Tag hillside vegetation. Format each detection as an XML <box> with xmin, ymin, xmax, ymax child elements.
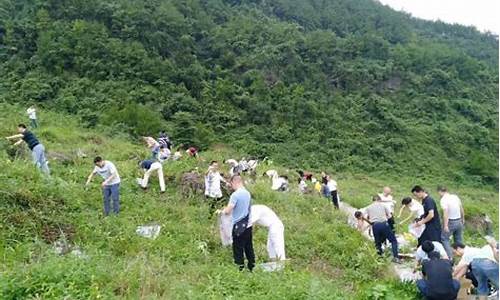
<box><xmin>0</xmin><ymin>0</ymin><xmax>498</xmax><ymax>186</ymax></box>
<box><xmin>0</xmin><ymin>104</ymin><xmax>423</xmax><ymax>299</ymax></box>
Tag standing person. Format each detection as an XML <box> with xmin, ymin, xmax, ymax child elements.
<box><xmin>326</xmin><ymin>175</ymin><xmax>339</xmax><ymax>209</ymax></box>
<box><xmin>205</xmin><ymin>161</ymin><xmax>226</xmax><ymax>214</ymax></box>
<box><xmin>397</xmin><ymin>197</ymin><xmax>424</xmax><ymax>224</ymax></box>
<box><xmin>416</xmin><ymin>251</ymin><xmax>460</xmax><ymax>300</ymax></box>
<box><xmin>452</xmin><ymin>242</ymin><xmax>499</xmax><ymax>300</ymax></box>
<box><xmin>250</xmin><ymin>204</ymin><xmax>286</xmax><ymax>261</ymax></box>
<box><xmin>412</xmin><ymin>186</ymin><xmax>442</xmax><ymax>246</ymax></box>
<box><xmin>365</xmin><ymin>195</ymin><xmax>400</xmax><ymax>262</ymax></box>
<box><xmin>220</xmin><ymin>175</ymin><xmax>255</xmax><ymax>271</ymax></box>
<box><xmin>5</xmin><ymin>124</ymin><xmax>50</xmax><ymax>175</ymax></box>
<box><xmin>437</xmin><ymin>186</ymin><xmax>465</xmax><ymax>259</ymax></box>
<box><xmin>85</xmin><ymin>157</ymin><xmax>121</xmax><ymax>216</ymax></box>
<box><xmin>26</xmin><ymin>106</ymin><xmax>38</xmax><ymax>128</ymax></box>
<box><xmin>379</xmin><ymin>187</ymin><xmax>396</xmax><ymax>232</ymax></box>
<box><xmin>138</xmin><ymin>159</ymin><xmax>165</xmax><ymax>193</ymax></box>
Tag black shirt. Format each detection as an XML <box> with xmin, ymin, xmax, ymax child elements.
<box><xmin>422</xmin><ymin>195</ymin><xmax>441</xmax><ymax>231</ymax></box>
<box><xmin>22</xmin><ymin>131</ymin><xmax>40</xmax><ymax>150</ymax></box>
<box><xmin>422</xmin><ymin>258</ymin><xmax>458</xmax><ymax>299</ymax></box>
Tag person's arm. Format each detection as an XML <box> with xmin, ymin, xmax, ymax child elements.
<box><xmin>101</xmin><ymin>171</ymin><xmax>117</xmax><ymax>187</ymax></box>
<box><xmin>442</xmin><ymin>207</ymin><xmax>449</xmax><ymax>232</ymax></box>
<box><xmin>453</xmin><ymin>263</ymin><xmax>469</xmax><ymax>279</ymax></box>
<box><xmin>85</xmin><ymin>170</ymin><xmax>96</xmax><ymax>186</ymax></box>
<box><xmin>487</xmin><ymin>239</ymin><xmax>499</xmax><ymax>262</ymax></box>
<box><xmin>416</xmin><ymin>210</ymin><xmax>434</xmax><ymax>226</ymax></box>
<box><xmin>5</xmin><ymin>134</ymin><xmax>23</xmax><ymax>140</ymax></box>
<box><xmin>460</xmin><ymin>204</ymin><xmax>465</xmax><ymax>225</ymax></box>
<box><xmin>397</xmin><ymin>206</ymin><xmax>405</xmax><ymax>218</ymax></box>
<box><xmin>222</xmin><ymin>203</ymin><xmax>235</xmax><ymax>215</ymax></box>
<box><xmin>13</xmin><ymin>139</ymin><xmax>23</xmax><ymax>146</ymax></box>
<box><xmin>399</xmin><ymin>211</ymin><xmax>415</xmax><ymax>225</ymax></box>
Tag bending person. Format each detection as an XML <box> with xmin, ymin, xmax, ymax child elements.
<box><xmin>5</xmin><ymin>124</ymin><xmax>50</xmax><ymax>175</ymax></box>
<box><xmin>250</xmin><ymin>204</ymin><xmax>286</xmax><ymax>261</ymax></box>
<box><xmin>138</xmin><ymin>159</ymin><xmax>165</xmax><ymax>193</ymax></box>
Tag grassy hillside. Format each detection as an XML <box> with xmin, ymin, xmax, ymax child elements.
<box><xmin>0</xmin><ymin>0</ymin><xmax>498</xmax><ymax>186</ymax></box>
<box><xmin>0</xmin><ymin>104</ymin><xmax>497</xmax><ymax>299</ymax></box>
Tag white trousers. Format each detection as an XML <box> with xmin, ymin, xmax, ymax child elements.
<box><xmin>142</xmin><ymin>162</ymin><xmax>165</xmax><ymax>192</ymax></box>
<box><xmin>267</xmin><ymin>222</ymin><xmax>286</xmax><ymax>260</ymax></box>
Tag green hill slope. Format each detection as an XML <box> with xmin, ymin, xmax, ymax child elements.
<box><xmin>0</xmin><ymin>0</ymin><xmax>498</xmax><ymax>185</ymax></box>
<box><xmin>0</xmin><ymin>104</ymin><xmax>498</xmax><ymax>299</ymax></box>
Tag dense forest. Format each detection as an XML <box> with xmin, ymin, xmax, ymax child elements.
<box><xmin>0</xmin><ymin>0</ymin><xmax>498</xmax><ymax>185</ymax></box>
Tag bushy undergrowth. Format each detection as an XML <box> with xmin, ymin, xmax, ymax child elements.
<box><xmin>0</xmin><ymin>104</ymin><xmax>496</xmax><ymax>299</ymax></box>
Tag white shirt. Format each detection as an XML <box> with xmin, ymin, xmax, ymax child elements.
<box><xmin>93</xmin><ymin>161</ymin><xmax>121</xmax><ymax>185</ymax></box>
<box><xmin>272</xmin><ymin>177</ymin><xmax>288</xmax><ymax>190</ymax></box>
<box><xmin>250</xmin><ymin>205</ymin><xmax>282</xmax><ymax>228</ymax></box>
<box><xmin>415</xmin><ymin>241</ymin><xmax>448</xmax><ymax>262</ymax></box>
<box><xmin>205</xmin><ymin>171</ymin><xmax>223</xmax><ymax>198</ymax></box>
<box><xmin>379</xmin><ymin>193</ymin><xmax>395</xmax><ymax>214</ymax></box>
<box><xmin>27</xmin><ymin>107</ymin><xmax>36</xmax><ymax>119</ymax></box>
<box><xmin>299</xmin><ymin>180</ymin><xmax>307</xmax><ymax>193</ymax></box>
<box><xmin>440</xmin><ymin>193</ymin><xmax>462</xmax><ymax>220</ymax></box>
<box><xmin>327</xmin><ymin>180</ymin><xmax>337</xmax><ymax>191</ymax></box>
<box><xmin>459</xmin><ymin>246</ymin><xmax>496</xmax><ymax>265</ymax></box>
<box><xmin>409</xmin><ymin>200</ymin><xmax>425</xmax><ymax>218</ymax></box>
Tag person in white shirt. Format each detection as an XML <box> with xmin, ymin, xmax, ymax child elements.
<box><xmin>298</xmin><ymin>178</ymin><xmax>308</xmax><ymax>194</ymax></box>
<box><xmin>326</xmin><ymin>175</ymin><xmax>339</xmax><ymax>209</ymax></box>
<box><xmin>249</xmin><ymin>204</ymin><xmax>286</xmax><ymax>261</ymax></box>
<box><xmin>415</xmin><ymin>240</ymin><xmax>449</xmax><ymax>264</ymax></box>
<box><xmin>85</xmin><ymin>156</ymin><xmax>121</xmax><ymax>216</ymax></box>
<box><xmin>205</xmin><ymin>161</ymin><xmax>226</xmax><ymax>214</ymax></box>
<box><xmin>26</xmin><ymin>106</ymin><xmax>38</xmax><ymax>128</ymax></box>
<box><xmin>397</xmin><ymin>197</ymin><xmax>424</xmax><ymax>224</ymax></box>
<box><xmin>138</xmin><ymin>159</ymin><xmax>166</xmax><ymax>193</ymax></box>
<box><xmin>438</xmin><ymin>186</ymin><xmax>464</xmax><ymax>259</ymax></box>
<box><xmin>379</xmin><ymin>187</ymin><xmax>395</xmax><ymax>231</ymax></box>
<box><xmin>452</xmin><ymin>242</ymin><xmax>498</xmax><ymax>299</ymax></box>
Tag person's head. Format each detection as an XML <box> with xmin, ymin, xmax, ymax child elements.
<box><xmin>354</xmin><ymin>211</ymin><xmax>363</xmax><ymax>220</ymax></box>
<box><xmin>297</xmin><ymin>178</ymin><xmax>302</xmax><ymax>184</ymax></box>
<box><xmin>437</xmin><ymin>186</ymin><xmax>448</xmax><ymax>197</ymax></box>
<box><xmin>421</xmin><ymin>241</ymin><xmax>435</xmax><ymax>254</ymax></box>
<box><xmin>372</xmin><ymin>195</ymin><xmax>381</xmax><ymax>202</ymax></box>
<box><xmin>298</xmin><ymin>170</ymin><xmax>304</xmax><ymax>177</ymax></box>
<box><xmin>383</xmin><ymin>186</ymin><xmax>392</xmax><ymax>196</ymax></box>
<box><xmin>94</xmin><ymin>156</ymin><xmax>105</xmax><ymax>167</ymax></box>
<box><xmin>452</xmin><ymin>242</ymin><xmax>466</xmax><ymax>257</ymax></box>
<box><xmin>17</xmin><ymin>124</ymin><xmax>27</xmax><ymax>133</ymax></box>
<box><xmin>229</xmin><ymin>175</ymin><xmax>243</xmax><ymax>190</ymax></box>
<box><xmin>401</xmin><ymin>197</ymin><xmax>412</xmax><ymax>206</ymax></box>
<box><xmin>411</xmin><ymin>185</ymin><xmax>427</xmax><ymax>200</ymax></box>
<box><xmin>209</xmin><ymin>160</ymin><xmax>218</xmax><ymax>169</ymax></box>
<box><xmin>428</xmin><ymin>251</ymin><xmax>441</xmax><ymax>260</ymax></box>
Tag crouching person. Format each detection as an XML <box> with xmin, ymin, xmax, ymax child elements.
<box><xmin>416</xmin><ymin>251</ymin><xmax>460</xmax><ymax>300</ymax></box>
<box><xmin>219</xmin><ymin>175</ymin><xmax>255</xmax><ymax>271</ymax></box>
<box><xmin>138</xmin><ymin>159</ymin><xmax>165</xmax><ymax>193</ymax></box>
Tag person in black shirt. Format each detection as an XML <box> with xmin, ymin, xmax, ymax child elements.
<box><xmin>412</xmin><ymin>186</ymin><xmax>441</xmax><ymax>246</ymax></box>
<box><xmin>5</xmin><ymin>124</ymin><xmax>50</xmax><ymax>175</ymax></box>
<box><xmin>416</xmin><ymin>251</ymin><xmax>459</xmax><ymax>300</ymax></box>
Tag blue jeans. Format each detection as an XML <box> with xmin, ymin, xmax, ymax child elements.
<box><xmin>103</xmin><ymin>183</ymin><xmax>120</xmax><ymax>216</ymax></box>
<box><xmin>441</xmin><ymin>218</ymin><xmax>463</xmax><ymax>259</ymax></box>
<box><xmin>31</xmin><ymin>144</ymin><xmax>50</xmax><ymax>175</ymax></box>
<box><xmin>471</xmin><ymin>258</ymin><xmax>499</xmax><ymax>295</ymax></box>
<box><xmin>416</xmin><ymin>278</ymin><xmax>459</xmax><ymax>300</ymax></box>
<box><xmin>372</xmin><ymin>222</ymin><xmax>398</xmax><ymax>258</ymax></box>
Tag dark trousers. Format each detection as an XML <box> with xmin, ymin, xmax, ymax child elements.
<box><xmin>387</xmin><ymin>216</ymin><xmax>395</xmax><ymax>233</ymax></box>
<box><xmin>232</xmin><ymin>226</ymin><xmax>255</xmax><ymax>271</ymax></box>
<box><xmin>331</xmin><ymin>190</ymin><xmax>339</xmax><ymax>209</ymax></box>
<box><xmin>372</xmin><ymin>222</ymin><xmax>399</xmax><ymax>258</ymax></box>
<box><xmin>416</xmin><ymin>279</ymin><xmax>459</xmax><ymax>300</ymax></box>
<box><xmin>207</xmin><ymin>197</ymin><xmax>224</xmax><ymax>216</ymax></box>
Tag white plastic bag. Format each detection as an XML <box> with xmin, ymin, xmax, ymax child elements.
<box><xmin>136</xmin><ymin>224</ymin><xmax>161</xmax><ymax>239</ymax></box>
<box><xmin>219</xmin><ymin>213</ymin><xmax>233</xmax><ymax>246</ymax></box>
<box><xmin>408</xmin><ymin>223</ymin><xmax>425</xmax><ymax>239</ymax></box>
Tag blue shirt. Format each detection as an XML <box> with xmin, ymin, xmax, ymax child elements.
<box><xmin>141</xmin><ymin>159</ymin><xmax>154</xmax><ymax>170</ymax></box>
<box><xmin>229</xmin><ymin>187</ymin><xmax>251</xmax><ymax>225</ymax></box>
